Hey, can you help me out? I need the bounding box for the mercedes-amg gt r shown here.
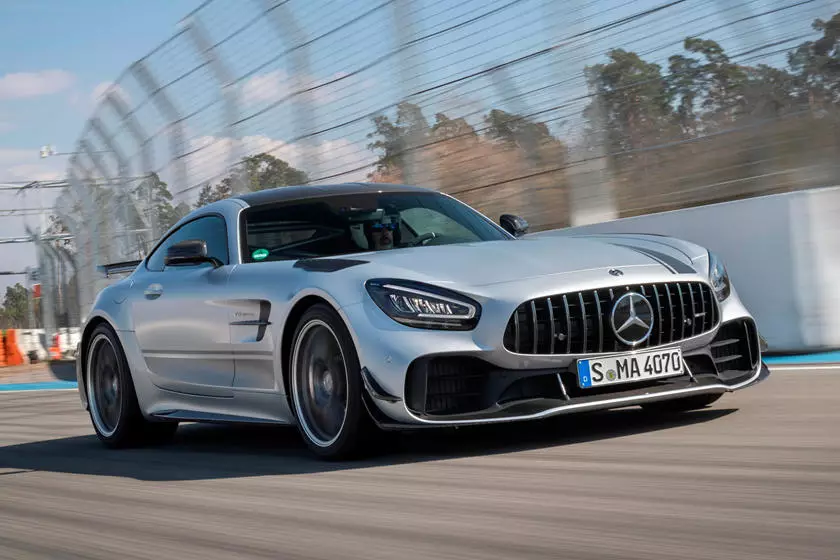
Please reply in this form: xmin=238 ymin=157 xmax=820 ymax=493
xmin=76 ymin=183 xmax=769 ymax=459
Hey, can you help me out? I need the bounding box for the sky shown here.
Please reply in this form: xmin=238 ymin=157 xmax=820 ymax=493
xmin=0 ymin=0 xmax=202 ymax=290
xmin=0 ymin=0 xmax=835 ymax=294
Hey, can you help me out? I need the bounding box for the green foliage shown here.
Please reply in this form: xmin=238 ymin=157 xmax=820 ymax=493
xmin=789 ymin=13 xmax=840 ymax=105
xmin=583 ymin=9 xmax=840 ymax=154
xmin=430 ymin=113 xmax=477 ymax=142
xmin=366 ymin=101 xmax=429 ymax=177
xmin=483 ymin=109 xmax=554 ymax=148
xmin=0 ymin=283 xmax=28 ymax=329
xmin=585 ymin=48 xmax=674 ymax=152
xmin=367 ymin=103 xmax=561 ymax=178
xmin=138 ymin=173 xmax=180 ymax=232
xmin=194 ymin=153 xmax=308 ymax=209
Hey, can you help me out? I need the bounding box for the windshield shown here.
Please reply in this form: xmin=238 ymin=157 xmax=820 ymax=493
xmin=241 ymin=191 xmax=511 ymax=262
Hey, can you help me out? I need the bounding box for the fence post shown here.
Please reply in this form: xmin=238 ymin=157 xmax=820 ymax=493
xmin=34 ymin=234 xmax=57 ymax=357
xmin=89 ymin=117 xmax=142 ymax=259
xmin=545 ymin=0 xmax=617 ymax=226
xmin=182 ymin=14 xmax=245 ymax=194
xmin=67 ymin=166 xmax=100 ymax=318
xmin=258 ymin=0 xmax=321 ymax=183
xmin=391 ymin=0 xmax=433 ymax=189
xmin=105 ymin=90 xmax=158 ymax=242
xmin=77 ymin=140 xmax=118 ymax=264
xmin=131 ymin=60 xmax=189 ymax=202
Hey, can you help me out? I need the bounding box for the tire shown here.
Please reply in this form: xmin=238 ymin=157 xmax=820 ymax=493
xmin=85 ymin=324 xmax=178 ymax=448
xmin=289 ymin=303 xmax=376 ymax=460
xmin=641 ymin=393 xmax=723 ymax=413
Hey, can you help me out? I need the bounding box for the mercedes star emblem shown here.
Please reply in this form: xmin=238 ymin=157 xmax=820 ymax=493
xmin=610 ymin=292 xmax=654 ymax=346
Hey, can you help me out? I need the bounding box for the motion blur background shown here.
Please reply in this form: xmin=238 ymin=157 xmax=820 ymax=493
xmin=2 ymin=0 xmax=839 ymax=354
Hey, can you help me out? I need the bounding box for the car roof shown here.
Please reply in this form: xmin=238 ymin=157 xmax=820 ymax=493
xmin=234 ymin=182 xmax=436 ymax=207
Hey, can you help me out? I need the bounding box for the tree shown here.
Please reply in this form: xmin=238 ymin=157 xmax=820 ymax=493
xmin=584 ymin=49 xmax=674 ymax=153
xmin=430 ymin=113 xmax=477 ymax=143
xmin=194 ymin=153 xmax=308 ymax=209
xmin=789 ymin=12 xmax=840 ymax=107
xmin=483 ymin=108 xmax=554 ymax=150
xmin=366 ymin=102 xmax=430 ymax=179
xmin=136 ymin=173 xmax=180 ymax=233
xmin=667 ymin=38 xmax=748 ymax=129
xmin=1 ymin=283 xmax=28 ymax=329
xmin=242 ymin=153 xmax=308 ymax=191
xmin=195 ymin=180 xmax=231 ymax=208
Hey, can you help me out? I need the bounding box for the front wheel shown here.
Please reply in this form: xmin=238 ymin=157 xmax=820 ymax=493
xmin=86 ymin=324 xmax=178 ymax=448
xmin=641 ymin=393 xmax=723 ymax=413
xmin=289 ymin=304 xmax=376 ymax=459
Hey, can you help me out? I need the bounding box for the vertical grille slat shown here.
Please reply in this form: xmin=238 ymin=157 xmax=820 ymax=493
xmin=677 ymin=283 xmax=686 ymax=341
xmin=594 ymin=290 xmax=603 ymax=353
xmin=513 ymin=309 xmax=521 ymax=353
xmin=547 ymin=297 xmax=555 ymax=354
xmin=665 ymin=285 xmax=675 ymax=343
xmin=530 ymin=301 xmax=538 ymax=354
xmin=639 ymin=285 xmax=651 ymax=348
xmin=687 ymin=283 xmax=697 ymax=337
xmin=578 ymin=292 xmax=587 ymax=354
xmin=653 ymin=284 xmax=664 ymax=346
xmin=563 ymin=295 xmax=571 ymax=354
xmin=505 ymin=281 xmax=719 ymax=355
xmin=609 ymin=288 xmax=617 ymax=351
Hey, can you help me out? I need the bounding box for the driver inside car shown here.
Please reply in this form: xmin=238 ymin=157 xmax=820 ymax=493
xmin=365 ymin=215 xmax=399 ymax=251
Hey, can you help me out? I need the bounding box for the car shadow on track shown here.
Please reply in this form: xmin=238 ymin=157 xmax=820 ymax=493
xmin=0 ymin=405 xmax=737 ymax=482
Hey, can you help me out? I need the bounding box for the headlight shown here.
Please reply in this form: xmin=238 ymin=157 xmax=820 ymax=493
xmin=365 ymin=279 xmax=481 ymax=330
xmin=708 ymin=251 xmax=731 ymax=301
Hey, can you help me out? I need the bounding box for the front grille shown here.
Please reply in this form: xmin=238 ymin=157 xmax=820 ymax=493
xmin=503 ymin=281 xmax=719 ymax=355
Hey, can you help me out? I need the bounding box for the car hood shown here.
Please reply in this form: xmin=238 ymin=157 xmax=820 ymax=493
xmin=343 ymin=234 xmax=704 ymax=289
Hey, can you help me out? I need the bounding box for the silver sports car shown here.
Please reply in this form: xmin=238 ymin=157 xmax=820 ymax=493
xmin=76 ymin=182 xmax=769 ymax=459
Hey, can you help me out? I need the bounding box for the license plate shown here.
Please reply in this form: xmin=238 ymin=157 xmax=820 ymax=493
xmin=576 ymin=348 xmax=684 ymax=389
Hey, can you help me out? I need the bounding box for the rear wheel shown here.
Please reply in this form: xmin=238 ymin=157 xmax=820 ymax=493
xmin=289 ymin=304 xmax=376 ymax=459
xmin=641 ymin=393 xmax=723 ymax=413
xmin=86 ymin=324 xmax=178 ymax=448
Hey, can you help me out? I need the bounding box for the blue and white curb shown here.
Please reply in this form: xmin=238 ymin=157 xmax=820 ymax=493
xmin=763 ymin=351 xmax=840 ymax=365
xmin=0 ymin=381 xmax=78 ymax=392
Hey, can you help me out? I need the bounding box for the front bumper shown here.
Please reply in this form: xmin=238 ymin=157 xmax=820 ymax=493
xmin=345 ymin=288 xmax=767 ymax=428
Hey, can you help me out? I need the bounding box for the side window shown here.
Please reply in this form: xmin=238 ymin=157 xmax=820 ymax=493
xmin=241 ymin=202 xmax=353 ymax=262
xmin=146 ymin=215 xmax=229 ymax=272
xmin=400 ymin=207 xmax=475 ymax=239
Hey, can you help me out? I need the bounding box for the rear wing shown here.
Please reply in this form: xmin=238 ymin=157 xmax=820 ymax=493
xmin=98 ymin=259 xmax=143 ymax=278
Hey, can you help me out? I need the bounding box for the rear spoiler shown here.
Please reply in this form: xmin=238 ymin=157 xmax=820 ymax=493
xmin=98 ymin=259 xmax=143 ymax=278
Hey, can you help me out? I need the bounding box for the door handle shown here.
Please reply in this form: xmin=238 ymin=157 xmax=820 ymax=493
xmin=144 ymin=283 xmax=163 ymax=298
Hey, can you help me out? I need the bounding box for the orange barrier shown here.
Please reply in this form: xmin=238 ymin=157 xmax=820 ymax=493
xmin=3 ymin=329 xmax=25 ymax=366
xmin=0 ymin=330 xmax=6 ymax=367
xmin=49 ymin=333 xmax=62 ymax=361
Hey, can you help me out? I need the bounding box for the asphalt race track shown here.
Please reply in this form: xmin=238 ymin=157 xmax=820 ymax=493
xmin=1 ymin=367 xmax=838 ymax=560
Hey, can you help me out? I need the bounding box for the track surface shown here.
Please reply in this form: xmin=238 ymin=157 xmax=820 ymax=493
xmin=1 ymin=367 xmax=838 ymax=559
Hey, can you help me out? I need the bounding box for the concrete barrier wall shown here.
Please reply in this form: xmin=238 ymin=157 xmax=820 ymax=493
xmin=541 ymin=186 xmax=840 ymax=353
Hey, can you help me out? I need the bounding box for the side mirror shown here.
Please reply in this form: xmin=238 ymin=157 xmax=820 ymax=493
xmin=164 ymin=239 xmax=222 ymax=268
xmin=500 ymin=214 xmax=529 ymax=237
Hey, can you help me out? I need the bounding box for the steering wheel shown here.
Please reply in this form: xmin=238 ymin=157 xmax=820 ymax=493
xmin=406 ymin=232 xmax=436 ymax=247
